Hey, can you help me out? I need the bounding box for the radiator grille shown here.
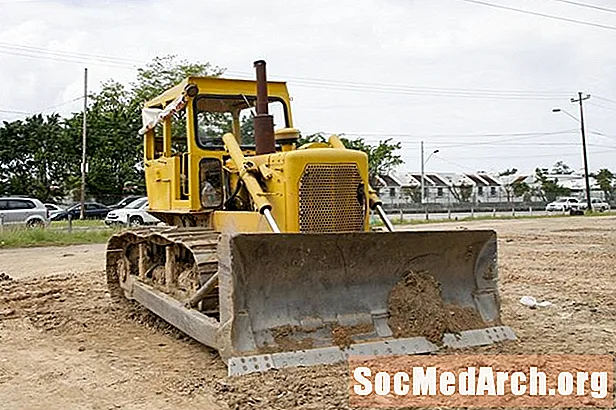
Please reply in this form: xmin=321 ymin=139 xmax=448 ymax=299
xmin=299 ymin=164 xmax=365 ymax=233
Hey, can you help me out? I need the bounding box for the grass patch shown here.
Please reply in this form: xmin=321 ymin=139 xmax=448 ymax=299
xmin=0 ymin=226 xmax=117 ymax=249
xmin=50 ymin=219 xmax=107 ymax=228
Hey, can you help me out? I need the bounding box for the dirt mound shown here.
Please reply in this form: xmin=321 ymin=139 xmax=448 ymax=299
xmin=268 ymin=325 xmax=315 ymax=352
xmin=387 ymin=270 xmax=486 ymax=344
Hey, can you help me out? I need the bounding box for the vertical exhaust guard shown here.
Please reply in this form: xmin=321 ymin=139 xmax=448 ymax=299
xmin=253 ymin=60 xmax=276 ymax=155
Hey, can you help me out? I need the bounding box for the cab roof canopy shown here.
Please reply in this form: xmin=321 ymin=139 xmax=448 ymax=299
xmin=145 ymin=76 xmax=290 ymax=109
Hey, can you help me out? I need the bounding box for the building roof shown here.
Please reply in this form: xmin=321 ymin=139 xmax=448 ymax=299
xmin=477 ymin=174 xmax=501 ymax=186
xmin=380 ymin=174 xmax=400 ymax=187
xmin=465 ymin=174 xmax=488 ymax=186
xmin=426 ymin=174 xmax=449 ymax=186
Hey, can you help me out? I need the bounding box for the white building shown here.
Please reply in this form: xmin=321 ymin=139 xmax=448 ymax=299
xmin=374 ymin=170 xmax=607 ymax=207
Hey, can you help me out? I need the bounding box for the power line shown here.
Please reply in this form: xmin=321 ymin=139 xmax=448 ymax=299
xmin=0 ymin=41 xmax=573 ymax=100
xmin=0 ymin=96 xmax=85 ymax=119
xmin=226 ymin=70 xmax=571 ymax=97
xmin=335 ymin=129 xmax=578 ymax=139
xmin=594 ymin=95 xmax=616 ymax=105
xmin=438 ymin=148 xmax=616 ymax=161
xmin=0 ymin=108 xmax=30 ymax=115
xmin=0 ymin=42 xmax=140 ymax=65
xmin=36 ymin=96 xmax=84 ymax=113
xmin=0 ymin=48 xmax=137 ymax=69
xmin=288 ymin=82 xmax=569 ymax=100
xmin=433 ymin=154 xmax=478 ymax=172
xmin=414 ymin=141 xmax=615 ymax=148
xmin=587 ymin=101 xmax=616 ymax=113
xmin=455 ymin=0 xmax=616 ymax=31
xmin=546 ymin=0 xmax=616 ymax=14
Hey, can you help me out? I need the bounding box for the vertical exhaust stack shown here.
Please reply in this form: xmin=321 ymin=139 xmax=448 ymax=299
xmin=253 ymin=60 xmax=276 ymax=155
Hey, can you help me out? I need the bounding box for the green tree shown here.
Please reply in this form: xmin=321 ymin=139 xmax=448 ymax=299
xmin=535 ymin=167 xmax=570 ymax=202
xmin=449 ymin=181 xmax=473 ymax=203
xmin=512 ymin=180 xmax=531 ymax=201
xmin=81 ymin=80 xmax=143 ymax=203
xmin=131 ymin=55 xmax=225 ymax=103
xmin=401 ymin=186 xmax=421 ymax=204
xmin=497 ymin=168 xmax=518 ymax=202
xmin=551 ymin=160 xmax=574 ymax=175
xmin=593 ymin=168 xmax=614 ymax=201
xmin=0 ymin=114 xmax=80 ymax=201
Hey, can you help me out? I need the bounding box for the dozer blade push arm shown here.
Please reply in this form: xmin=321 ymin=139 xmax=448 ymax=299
xmin=222 ymin=132 xmax=281 ymax=233
xmin=328 ymin=135 xmax=395 ymax=231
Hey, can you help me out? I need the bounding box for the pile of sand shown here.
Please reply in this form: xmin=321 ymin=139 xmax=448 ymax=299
xmin=387 ymin=270 xmax=486 ymax=344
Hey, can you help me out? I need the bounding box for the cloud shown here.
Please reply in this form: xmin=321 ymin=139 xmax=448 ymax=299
xmin=0 ymin=0 xmax=614 ymax=173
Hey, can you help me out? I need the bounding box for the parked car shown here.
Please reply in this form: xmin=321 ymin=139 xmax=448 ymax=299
xmin=44 ymin=203 xmax=65 ymax=220
xmin=570 ymin=198 xmax=611 ymax=215
xmin=51 ymin=202 xmax=111 ymax=220
xmin=590 ymin=198 xmax=610 ymax=212
xmin=105 ymin=197 xmax=161 ymax=226
xmin=0 ymin=197 xmax=49 ymax=227
xmin=545 ymin=197 xmax=581 ymax=212
xmin=109 ymin=195 xmax=144 ymax=210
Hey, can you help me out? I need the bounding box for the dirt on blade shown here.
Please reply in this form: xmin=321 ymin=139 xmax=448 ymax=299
xmin=387 ymin=270 xmax=486 ymax=344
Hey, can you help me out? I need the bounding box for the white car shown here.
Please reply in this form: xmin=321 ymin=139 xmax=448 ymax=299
xmin=570 ymin=198 xmax=611 ymax=215
xmin=545 ymin=197 xmax=580 ymax=212
xmin=104 ymin=197 xmax=161 ymax=227
xmin=590 ymin=198 xmax=610 ymax=212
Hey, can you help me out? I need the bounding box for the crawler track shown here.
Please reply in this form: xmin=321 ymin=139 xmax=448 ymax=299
xmin=106 ymin=227 xmax=220 ymax=317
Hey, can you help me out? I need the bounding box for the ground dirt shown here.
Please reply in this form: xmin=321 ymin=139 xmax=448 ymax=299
xmin=0 ymin=216 xmax=615 ymax=409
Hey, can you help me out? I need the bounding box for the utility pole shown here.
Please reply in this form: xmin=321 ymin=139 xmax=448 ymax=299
xmin=420 ymin=141 xmax=425 ymax=205
xmin=571 ymin=92 xmax=592 ymax=212
xmin=80 ymin=68 xmax=88 ymax=220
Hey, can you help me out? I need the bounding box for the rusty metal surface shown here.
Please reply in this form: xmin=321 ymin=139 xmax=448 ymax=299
xmin=253 ymin=60 xmax=275 ymax=155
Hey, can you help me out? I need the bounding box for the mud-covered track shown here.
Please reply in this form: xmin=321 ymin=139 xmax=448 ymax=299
xmin=106 ymin=227 xmax=221 ymax=315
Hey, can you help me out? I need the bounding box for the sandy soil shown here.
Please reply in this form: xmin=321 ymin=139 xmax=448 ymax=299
xmin=0 ymin=215 xmax=615 ymax=409
xmin=0 ymin=243 xmax=106 ymax=279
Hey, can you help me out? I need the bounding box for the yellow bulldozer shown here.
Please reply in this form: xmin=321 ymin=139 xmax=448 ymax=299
xmin=106 ymin=61 xmax=514 ymax=376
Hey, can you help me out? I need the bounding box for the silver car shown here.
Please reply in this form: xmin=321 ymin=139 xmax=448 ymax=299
xmin=0 ymin=197 xmax=49 ymax=228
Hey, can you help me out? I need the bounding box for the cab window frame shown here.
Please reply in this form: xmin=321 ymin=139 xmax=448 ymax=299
xmin=192 ymin=94 xmax=290 ymax=151
xmin=199 ymin=157 xmax=225 ymax=210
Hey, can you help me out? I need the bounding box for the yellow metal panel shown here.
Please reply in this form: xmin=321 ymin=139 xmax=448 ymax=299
xmin=145 ymin=159 xmax=173 ymax=210
xmin=145 ymin=77 xmax=292 ymax=127
xmin=212 ymin=211 xmax=272 ymax=233
xmin=279 ymin=148 xmax=370 ymax=232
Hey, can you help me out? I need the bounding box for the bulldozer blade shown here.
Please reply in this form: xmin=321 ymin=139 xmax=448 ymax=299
xmin=216 ymin=230 xmax=515 ymax=375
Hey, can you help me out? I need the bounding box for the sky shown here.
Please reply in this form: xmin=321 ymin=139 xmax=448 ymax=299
xmin=1 ymin=0 xmax=615 ymax=175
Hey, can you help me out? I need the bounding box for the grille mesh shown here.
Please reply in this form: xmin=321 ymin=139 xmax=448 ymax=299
xmin=299 ymin=164 xmax=365 ymax=233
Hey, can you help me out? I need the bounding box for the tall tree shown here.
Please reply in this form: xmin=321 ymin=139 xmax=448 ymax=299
xmin=512 ymin=180 xmax=531 ymax=201
xmin=448 ymin=181 xmax=473 ymax=203
xmin=551 ymin=160 xmax=574 ymax=175
xmin=497 ymin=168 xmax=518 ymax=202
xmin=81 ymin=80 xmax=143 ymax=203
xmin=0 ymin=114 xmax=80 ymax=201
xmin=535 ymin=167 xmax=570 ymax=201
xmin=131 ymin=55 xmax=225 ymax=103
xmin=593 ymin=168 xmax=614 ymax=201
xmin=401 ymin=186 xmax=421 ymax=204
